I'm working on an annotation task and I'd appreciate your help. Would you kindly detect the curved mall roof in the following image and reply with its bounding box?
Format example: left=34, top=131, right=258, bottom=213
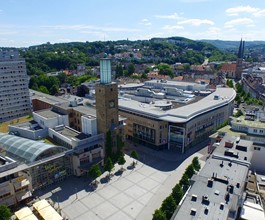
left=0, top=133, right=65, bottom=163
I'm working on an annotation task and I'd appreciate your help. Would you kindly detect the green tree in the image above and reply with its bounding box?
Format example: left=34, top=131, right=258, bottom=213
left=226, top=79, right=234, bottom=88
left=152, top=209, right=167, bottom=220
left=50, top=84, right=59, bottom=95
left=141, top=73, right=148, bottom=79
left=179, top=173, right=190, bottom=190
left=115, top=64, right=123, bottom=78
left=172, top=184, right=184, bottom=205
left=131, top=150, right=139, bottom=167
left=185, top=164, right=195, bottom=179
left=128, top=63, right=135, bottom=75
left=156, top=63, right=174, bottom=78
left=57, top=72, right=66, bottom=84
left=160, top=195, right=176, bottom=219
left=89, top=164, right=102, bottom=185
left=192, top=157, right=201, bottom=172
left=0, top=205, right=12, bottom=220
left=39, top=85, right=49, bottom=94
left=235, top=82, right=243, bottom=93
left=144, top=67, right=151, bottom=74
left=115, top=135, right=124, bottom=161
left=234, top=109, right=243, bottom=117
left=131, top=150, right=138, bottom=160
left=104, top=157, right=114, bottom=176
left=183, top=64, right=191, bottom=71
left=118, top=154, right=126, bottom=170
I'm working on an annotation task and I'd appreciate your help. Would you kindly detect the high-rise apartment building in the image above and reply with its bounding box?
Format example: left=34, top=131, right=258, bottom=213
left=0, top=51, right=31, bottom=123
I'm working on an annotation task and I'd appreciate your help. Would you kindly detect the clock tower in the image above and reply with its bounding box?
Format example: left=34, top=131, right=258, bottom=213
left=95, top=57, right=119, bottom=151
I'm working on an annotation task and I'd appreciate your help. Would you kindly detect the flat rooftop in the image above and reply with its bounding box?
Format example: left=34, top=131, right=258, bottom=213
left=9, top=120, right=43, bottom=131
left=30, top=89, right=69, bottom=106
left=73, top=105, right=96, bottom=116
left=173, top=135, right=253, bottom=220
left=144, top=79, right=208, bottom=87
left=231, top=115, right=265, bottom=129
left=213, top=136, right=253, bottom=162
left=118, top=83, right=144, bottom=89
left=119, top=87, right=236, bottom=123
left=210, top=125, right=246, bottom=139
left=56, top=127, right=90, bottom=140
left=35, top=109, right=65, bottom=119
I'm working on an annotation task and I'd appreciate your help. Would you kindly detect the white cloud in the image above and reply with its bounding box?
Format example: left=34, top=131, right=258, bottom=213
left=226, top=5, right=259, bottom=16
left=224, top=18, right=254, bottom=28
left=41, top=25, right=140, bottom=33
left=140, top=19, right=152, bottom=26
left=79, top=30, right=106, bottom=39
left=254, top=9, right=265, bottom=17
left=0, top=31, right=18, bottom=36
left=155, top=13, right=184, bottom=20
left=162, top=25, right=184, bottom=30
left=178, top=19, right=214, bottom=26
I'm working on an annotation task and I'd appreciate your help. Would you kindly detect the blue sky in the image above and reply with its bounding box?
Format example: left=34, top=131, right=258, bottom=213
left=1, top=0, right=265, bottom=47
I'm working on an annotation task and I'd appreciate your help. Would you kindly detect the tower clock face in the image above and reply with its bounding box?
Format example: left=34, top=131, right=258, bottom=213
left=109, top=101, right=115, bottom=108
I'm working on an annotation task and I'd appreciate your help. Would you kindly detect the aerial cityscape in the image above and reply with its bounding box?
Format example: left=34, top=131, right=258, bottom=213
left=1, top=1, right=265, bottom=220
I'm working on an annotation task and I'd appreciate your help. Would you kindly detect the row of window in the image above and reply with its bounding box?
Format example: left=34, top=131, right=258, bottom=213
left=253, top=129, right=264, bottom=134
left=0, top=65, right=24, bottom=70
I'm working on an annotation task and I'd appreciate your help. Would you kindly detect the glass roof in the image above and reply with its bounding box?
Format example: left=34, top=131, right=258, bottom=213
left=0, top=133, right=65, bottom=163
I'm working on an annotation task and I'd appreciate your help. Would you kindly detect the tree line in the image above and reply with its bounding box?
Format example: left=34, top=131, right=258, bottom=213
left=152, top=157, right=201, bottom=220
left=16, top=37, right=236, bottom=76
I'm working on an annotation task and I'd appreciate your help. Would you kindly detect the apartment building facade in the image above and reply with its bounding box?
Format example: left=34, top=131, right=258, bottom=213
left=0, top=51, right=31, bottom=123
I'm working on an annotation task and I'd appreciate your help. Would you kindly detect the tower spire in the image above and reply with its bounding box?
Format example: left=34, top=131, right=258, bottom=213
left=237, top=38, right=244, bottom=59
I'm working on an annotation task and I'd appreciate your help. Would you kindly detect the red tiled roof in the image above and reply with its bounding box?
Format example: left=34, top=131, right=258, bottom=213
left=221, top=63, right=237, bottom=72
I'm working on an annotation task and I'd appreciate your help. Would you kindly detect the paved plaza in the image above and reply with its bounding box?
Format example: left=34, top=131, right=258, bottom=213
left=35, top=144, right=207, bottom=220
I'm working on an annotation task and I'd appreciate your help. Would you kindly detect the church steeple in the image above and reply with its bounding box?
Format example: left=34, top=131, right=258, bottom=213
left=235, top=39, right=244, bottom=80
left=237, top=38, right=245, bottom=59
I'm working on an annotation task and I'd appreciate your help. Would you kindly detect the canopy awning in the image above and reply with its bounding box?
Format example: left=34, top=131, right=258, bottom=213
left=15, top=207, right=32, bottom=220
left=38, top=206, right=63, bottom=220
left=33, top=199, right=50, bottom=211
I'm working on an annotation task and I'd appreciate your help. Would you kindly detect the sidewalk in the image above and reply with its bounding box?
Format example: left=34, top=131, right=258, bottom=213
left=35, top=143, right=208, bottom=220
left=136, top=151, right=205, bottom=219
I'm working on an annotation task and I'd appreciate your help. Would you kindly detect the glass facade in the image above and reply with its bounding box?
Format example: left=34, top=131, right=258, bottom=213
left=30, top=155, right=72, bottom=190
left=100, top=58, right=111, bottom=84
left=169, top=125, right=185, bottom=152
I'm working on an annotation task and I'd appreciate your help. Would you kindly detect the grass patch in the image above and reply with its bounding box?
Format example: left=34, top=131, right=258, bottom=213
left=42, top=137, right=60, bottom=146
left=0, top=115, right=33, bottom=133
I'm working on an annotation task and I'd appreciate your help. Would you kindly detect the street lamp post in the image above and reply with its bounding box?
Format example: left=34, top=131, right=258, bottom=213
left=75, top=188, right=78, bottom=199
left=57, top=196, right=60, bottom=209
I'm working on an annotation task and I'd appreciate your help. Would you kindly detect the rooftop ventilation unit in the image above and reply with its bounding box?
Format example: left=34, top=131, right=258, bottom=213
left=214, top=95, right=220, bottom=100
left=207, top=178, right=213, bottom=187
left=191, top=194, right=197, bottom=201
left=202, top=194, right=210, bottom=205
left=214, top=190, right=220, bottom=195
left=190, top=208, right=197, bottom=216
